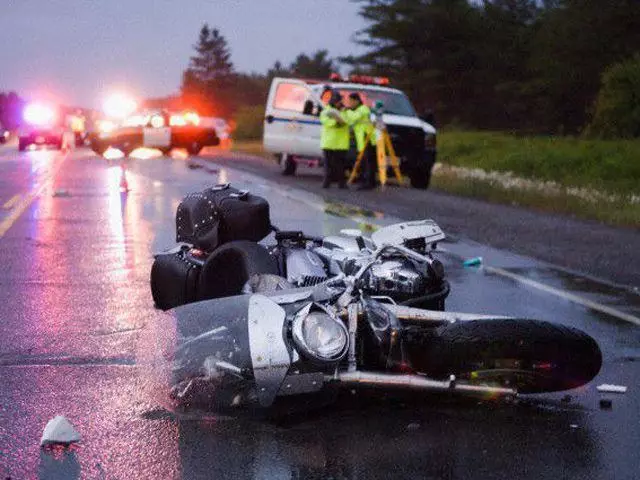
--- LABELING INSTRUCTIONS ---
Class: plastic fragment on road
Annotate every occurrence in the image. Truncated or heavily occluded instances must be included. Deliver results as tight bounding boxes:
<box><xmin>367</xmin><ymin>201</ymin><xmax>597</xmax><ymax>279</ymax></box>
<box><xmin>52</xmin><ymin>189</ymin><xmax>71</xmax><ymax>198</ymax></box>
<box><xmin>596</xmin><ymin>384</ymin><xmax>627</xmax><ymax>394</ymax></box>
<box><xmin>463</xmin><ymin>256</ymin><xmax>483</xmax><ymax>267</ymax></box>
<box><xmin>40</xmin><ymin>415</ymin><xmax>81</xmax><ymax>447</ymax></box>
<box><xmin>599</xmin><ymin>398</ymin><xmax>613</xmax><ymax>409</ymax></box>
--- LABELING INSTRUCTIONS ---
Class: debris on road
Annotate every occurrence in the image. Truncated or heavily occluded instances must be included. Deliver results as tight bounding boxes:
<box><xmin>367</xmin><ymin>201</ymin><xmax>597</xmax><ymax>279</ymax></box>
<box><xmin>40</xmin><ymin>415</ymin><xmax>81</xmax><ymax>447</ymax></box>
<box><xmin>52</xmin><ymin>189</ymin><xmax>71</xmax><ymax>198</ymax></box>
<box><xmin>463</xmin><ymin>256</ymin><xmax>483</xmax><ymax>267</ymax></box>
<box><xmin>600</xmin><ymin>399</ymin><xmax>613</xmax><ymax>410</ymax></box>
<box><xmin>597</xmin><ymin>384</ymin><xmax>628</xmax><ymax>394</ymax></box>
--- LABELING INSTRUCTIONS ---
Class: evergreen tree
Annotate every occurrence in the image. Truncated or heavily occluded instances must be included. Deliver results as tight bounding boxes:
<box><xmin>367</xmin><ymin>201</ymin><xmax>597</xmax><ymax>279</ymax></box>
<box><xmin>182</xmin><ymin>24</ymin><xmax>235</xmax><ymax>116</ymax></box>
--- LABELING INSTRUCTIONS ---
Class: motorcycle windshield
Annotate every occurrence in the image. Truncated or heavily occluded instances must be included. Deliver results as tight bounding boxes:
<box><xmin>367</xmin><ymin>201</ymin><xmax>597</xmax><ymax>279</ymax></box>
<box><xmin>142</xmin><ymin>294</ymin><xmax>292</xmax><ymax>412</ymax></box>
<box><xmin>142</xmin><ymin>296</ymin><xmax>256</xmax><ymax>412</ymax></box>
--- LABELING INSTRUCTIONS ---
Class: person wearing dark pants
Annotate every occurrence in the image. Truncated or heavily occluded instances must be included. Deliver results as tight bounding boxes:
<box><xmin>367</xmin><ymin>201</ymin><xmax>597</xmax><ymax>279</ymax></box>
<box><xmin>322</xmin><ymin>149</ymin><xmax>347</xmax><ymax>188</ymax></box>
<box><xmin>319</xmin><ymin>92</ymin><xmax>349</xmax><ymax>189</ymax></box>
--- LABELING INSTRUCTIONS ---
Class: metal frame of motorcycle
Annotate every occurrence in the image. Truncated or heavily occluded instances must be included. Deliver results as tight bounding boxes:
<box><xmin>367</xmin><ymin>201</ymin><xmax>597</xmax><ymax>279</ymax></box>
<box><xmin>321</xmin><ymin>246</ymin><xmax>519</xmax><ymax>400</ymax></box>
<box><xmin>347</xmin><ymin>109</ymin><xmax>405</xmax><ymax>188</ymax></box>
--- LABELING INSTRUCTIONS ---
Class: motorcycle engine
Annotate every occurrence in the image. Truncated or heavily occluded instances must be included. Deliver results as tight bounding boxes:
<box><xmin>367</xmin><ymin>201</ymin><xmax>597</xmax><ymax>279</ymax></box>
<box><xmin>364</xmin><ymin>259</ymin><xmax>426</xmax><ymax>297</ymax></box>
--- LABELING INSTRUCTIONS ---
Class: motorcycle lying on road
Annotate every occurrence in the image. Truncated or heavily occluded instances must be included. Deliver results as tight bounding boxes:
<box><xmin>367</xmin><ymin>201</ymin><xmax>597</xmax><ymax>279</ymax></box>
<box><xmin>149</xmin><ymin>184</ymin><xmax>602</xmax><ymax>413</ymax></box>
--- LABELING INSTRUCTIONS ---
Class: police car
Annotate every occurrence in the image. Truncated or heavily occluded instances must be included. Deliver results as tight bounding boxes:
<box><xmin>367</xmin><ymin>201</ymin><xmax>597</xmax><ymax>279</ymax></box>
<box><xmin>88</xmin><ymin>110</ymin><xmax>220</xmax><ymax>157</ymax></box>
<box><xmin>263</xmin><ymin>74</ymin><xmax>437</xmax><ymax>188</ymax></box>
<box><xmin>18</xmin><ymin>102</ymin><xmax>65</xmax><ymax>151</ymax></box>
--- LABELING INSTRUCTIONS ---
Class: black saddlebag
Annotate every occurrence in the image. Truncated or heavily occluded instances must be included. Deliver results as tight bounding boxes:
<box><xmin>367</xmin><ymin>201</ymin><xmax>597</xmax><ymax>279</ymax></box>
<box><xmin>150</xmin><ymin>247</ymin><xmax>206</xmax><ymax>311</ymax></box>
<box><xmin>175</xmin><ymin>184</ymin><xmax>271</xmax><ymax>252</ymax></box>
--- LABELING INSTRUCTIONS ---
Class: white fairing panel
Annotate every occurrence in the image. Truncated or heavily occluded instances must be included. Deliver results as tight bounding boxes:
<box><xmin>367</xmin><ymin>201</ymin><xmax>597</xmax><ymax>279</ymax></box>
<box><xmin>371</xmin><ymin>220</ymin><xmax>445</xmax><ymax>249</ymax></box>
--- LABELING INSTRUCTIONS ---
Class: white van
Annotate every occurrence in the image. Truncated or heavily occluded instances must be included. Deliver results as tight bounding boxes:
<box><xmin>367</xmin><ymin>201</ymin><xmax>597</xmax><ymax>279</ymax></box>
<box><xmin>263</xmin><ymin>75</ymin><xmax>437</xmax><ymax>188</ymax></box>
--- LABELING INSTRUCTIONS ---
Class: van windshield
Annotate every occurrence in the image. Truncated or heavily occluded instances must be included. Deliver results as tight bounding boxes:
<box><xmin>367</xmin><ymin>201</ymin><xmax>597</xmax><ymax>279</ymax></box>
<box><xmin>337</xmin><ymin>88</ymin><xmax>417</xmax><ymax>117</ymax></box>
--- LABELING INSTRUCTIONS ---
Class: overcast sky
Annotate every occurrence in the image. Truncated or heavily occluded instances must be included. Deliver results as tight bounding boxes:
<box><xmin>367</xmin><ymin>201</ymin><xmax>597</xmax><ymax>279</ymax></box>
<box><xmin>0</xmin><ymin>0</ymin><xmax>367</xmax><ymax>107</ymax></box>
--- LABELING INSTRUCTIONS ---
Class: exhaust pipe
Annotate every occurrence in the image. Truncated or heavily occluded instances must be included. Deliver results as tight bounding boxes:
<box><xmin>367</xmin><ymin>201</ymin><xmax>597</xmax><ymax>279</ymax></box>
<box><xmin>327</xmin><ymin>371</ymin><xmax>516</xmax><ymax>397</ymax></box>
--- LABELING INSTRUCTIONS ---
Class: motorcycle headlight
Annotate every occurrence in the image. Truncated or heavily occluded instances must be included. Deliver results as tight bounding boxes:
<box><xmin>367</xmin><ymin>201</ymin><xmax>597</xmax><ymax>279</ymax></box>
<box><xmin>292</xmin><ymin>309</ymin><xmax>348</xmax><ymax>363</ymax></box>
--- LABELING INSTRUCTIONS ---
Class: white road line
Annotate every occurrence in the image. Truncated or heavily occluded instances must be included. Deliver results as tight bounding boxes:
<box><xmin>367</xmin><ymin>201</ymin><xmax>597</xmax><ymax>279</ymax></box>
<box><xmin>485</xmin><ymin>266</ymin><xmax>640</xmax><ymax>326</ymax></box>
<box><xmin>2</xmin><ymin>194</ymin><xmax>21</xmax><ymax>210</ymax></box>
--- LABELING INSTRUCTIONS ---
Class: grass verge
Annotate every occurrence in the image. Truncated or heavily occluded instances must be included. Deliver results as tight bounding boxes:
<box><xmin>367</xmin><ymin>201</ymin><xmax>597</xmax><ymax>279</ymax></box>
<box><xmin>431</xmin><ymin>166</ymin><xmax>640</xmax><ymax>227</ymax></box>
<box><xmin>439</xmin><ymin>131</ymin><xmax>640</xmax><ymax>196</ymax></box>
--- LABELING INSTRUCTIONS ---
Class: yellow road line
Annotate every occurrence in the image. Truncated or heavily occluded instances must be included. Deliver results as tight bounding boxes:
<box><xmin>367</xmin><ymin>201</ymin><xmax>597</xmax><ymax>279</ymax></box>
<box><xmin>485</xmin><ymin>266</ymin><xmax>640</xmax><ymax>326</ymax></box>
<box><xmin>0</xmin><ymin>152</ymin><xmax>69</xmax><ymax>239</ymax></box>
<box><xmin>2</xmin><ymin>194</ymin><xmax>21</xmax><ymax>210</ymax></box>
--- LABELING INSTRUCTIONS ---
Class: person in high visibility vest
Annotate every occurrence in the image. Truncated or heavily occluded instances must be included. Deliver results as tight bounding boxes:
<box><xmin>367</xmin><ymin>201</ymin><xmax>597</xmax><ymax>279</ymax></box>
<box><xmin>319</xmin><ymin>91</ymin><xmax>349</xmax><ymax>189</ymax></box>
<box><xmin>344</xmin><ymin>92</ymin><xmax>376</xmax><ymax>190</ymax></box>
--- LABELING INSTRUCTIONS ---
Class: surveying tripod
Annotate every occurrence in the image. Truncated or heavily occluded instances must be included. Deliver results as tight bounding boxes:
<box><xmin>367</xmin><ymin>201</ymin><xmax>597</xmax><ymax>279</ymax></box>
<box><xmin>348</xmin><ymin>105</ymin><xmax>404</xmax><ymax>187</ymax></box>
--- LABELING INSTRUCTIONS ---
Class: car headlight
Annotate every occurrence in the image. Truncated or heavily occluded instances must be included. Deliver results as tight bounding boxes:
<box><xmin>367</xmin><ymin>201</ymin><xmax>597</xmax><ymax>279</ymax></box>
<box><xmin>292</xmin><ymin>307</ymin><xmax>348</xmax><ymax>363</ymax></box>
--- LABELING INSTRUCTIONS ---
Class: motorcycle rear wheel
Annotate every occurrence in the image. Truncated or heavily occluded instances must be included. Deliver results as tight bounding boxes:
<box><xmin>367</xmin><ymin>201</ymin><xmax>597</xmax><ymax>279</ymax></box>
<box><xmin>410</xmin><ymin>319</ymin><xmax>602</xmax><ymax>394</ymax></box>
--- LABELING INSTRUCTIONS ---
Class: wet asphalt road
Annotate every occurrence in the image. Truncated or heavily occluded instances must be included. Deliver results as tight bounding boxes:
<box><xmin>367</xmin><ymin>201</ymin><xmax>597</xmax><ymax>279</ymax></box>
<box><xmin>0</xmin><ymin>145</ymin><xmax>639</xmax><ymax>480</ymax></box>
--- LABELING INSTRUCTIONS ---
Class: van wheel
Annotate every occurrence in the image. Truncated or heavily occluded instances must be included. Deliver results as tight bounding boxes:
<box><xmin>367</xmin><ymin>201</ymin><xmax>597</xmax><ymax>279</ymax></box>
<box><xmin>280</xmin><ymin>154</ymin><xmax>296</xmax><ymax>176</ymax></box>
<box><xmin>18</xmin><ymin>139</ymin><xmax>28</xmax><ymax>152</ymax></box>
<box><xmin>187</xmin><ymin>142</ymin><xmax>202</xmax><ymax>156</ymax></box>
<box><xmin>409</xmin><ymin>165</ymin><xmax>431</xmax><ymax>189</ymax></box>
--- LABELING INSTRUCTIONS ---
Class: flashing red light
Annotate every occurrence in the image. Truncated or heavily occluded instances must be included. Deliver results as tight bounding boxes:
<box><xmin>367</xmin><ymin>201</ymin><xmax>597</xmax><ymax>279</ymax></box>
<box><xmin>348</xmin><ymin>75</ymin><xmax>390</xmax><ymax>86</ymax></box>
<box><xmin>329</xmin><ymin>73</ymin><xmax>391</xmax><ymax>86</ymax></box>
<box><xmin>24</xmin><ymin>103</ymin><xmax>57</xmax><ymax>126</ymax></box>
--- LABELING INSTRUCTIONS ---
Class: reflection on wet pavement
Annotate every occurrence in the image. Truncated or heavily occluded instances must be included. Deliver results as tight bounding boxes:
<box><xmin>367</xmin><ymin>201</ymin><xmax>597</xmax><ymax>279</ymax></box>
<box><xmin>0</xmin><ymin>148</ymin><xmax>638</xmax><ymax>479</ymax></box>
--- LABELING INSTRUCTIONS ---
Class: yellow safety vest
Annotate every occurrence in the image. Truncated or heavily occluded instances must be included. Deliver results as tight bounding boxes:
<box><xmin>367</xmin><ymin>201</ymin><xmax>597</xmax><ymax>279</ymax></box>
<box><xmin>319</xmin><ymin>106</ymin><xmax>350</xmax><ymax>151</ymax></box>
<box><xmin>344</xmin><ymin>104</ymin><xmax>375</xmax><ymax>152</ymax></box>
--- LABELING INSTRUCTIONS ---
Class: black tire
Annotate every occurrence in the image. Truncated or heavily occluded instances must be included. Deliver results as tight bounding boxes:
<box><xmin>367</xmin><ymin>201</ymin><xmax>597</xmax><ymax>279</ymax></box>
<box><xmin>90</xmin><ymin>139</ymin><xmax>108</xmax><ymax>156</ymax></box>
<box><xmin>18</xmin><ymin>139</ymin><xmax>28</xmax><ymax>152</ymax></box>
<box><xmin>409</xmin><ymin>165</ymin><xmax>431</xmax><ymax>189</ymax></box>
<box><xmin>410</xmin><ymin>319</ymin><xmax>602</xmax><ymax>393</ymax></box>
<box><xmin>280</xmin><ymin>154</ymin><xmax>296</xmax><ymax>176</ymax></box>
<box><xmin>187</xmin><ymin>142</ymin><xmax>202</xmax><ymax>156</ymax></box>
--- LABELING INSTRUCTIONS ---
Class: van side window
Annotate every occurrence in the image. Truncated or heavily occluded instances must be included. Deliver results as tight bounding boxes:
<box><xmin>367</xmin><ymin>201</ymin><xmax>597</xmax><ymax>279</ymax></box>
<box><xmin>274</xmin><ymin>83</ymin><xmax>308</xmax><ymax>112</ymax></box>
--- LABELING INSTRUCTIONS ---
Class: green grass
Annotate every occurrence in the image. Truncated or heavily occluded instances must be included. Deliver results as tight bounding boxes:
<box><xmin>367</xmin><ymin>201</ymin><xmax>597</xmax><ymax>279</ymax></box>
<box><xmin>431</xmin><ymin>169</ymin><xmax>640</xmax><ymax>227</ymax></box>
<box><xmin>439</xmin><ymin>130</ymin><xmax>640</xmax><ymax>196</ymax></box>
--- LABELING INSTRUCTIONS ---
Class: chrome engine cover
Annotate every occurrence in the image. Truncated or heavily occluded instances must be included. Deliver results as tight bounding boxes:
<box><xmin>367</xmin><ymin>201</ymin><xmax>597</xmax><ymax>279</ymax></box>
<box><xmin>365</xmin><ymin>259</ymin><xmax>425</xmax><ymax>296</ymax></box>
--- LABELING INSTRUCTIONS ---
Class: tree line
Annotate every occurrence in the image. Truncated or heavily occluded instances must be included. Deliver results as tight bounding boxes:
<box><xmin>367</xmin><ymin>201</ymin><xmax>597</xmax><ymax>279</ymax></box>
<box><xmin>344</xmin><ymin>0</ymin><xmax>640</xmax><ymax>136</ymax></box>
<box><xmin>181</xmin><ymin>1</ymin><xmax>640</xmax><ymax>138</ymax></box>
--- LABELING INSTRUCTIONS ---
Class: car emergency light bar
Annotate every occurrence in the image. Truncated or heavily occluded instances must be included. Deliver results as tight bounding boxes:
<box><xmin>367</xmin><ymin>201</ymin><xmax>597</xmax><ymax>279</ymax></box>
<box><xmin>329</xmin><ymin>73</ymin><xmax>391</xmax><ymax>86</ymax></box>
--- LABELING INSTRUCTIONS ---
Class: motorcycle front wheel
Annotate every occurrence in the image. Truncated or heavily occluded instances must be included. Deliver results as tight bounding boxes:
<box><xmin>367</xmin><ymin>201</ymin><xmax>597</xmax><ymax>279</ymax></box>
<box><xmin>407</xmin><ymin>319</ymin><xmax>602</xmax><ymax>394</ymax></box>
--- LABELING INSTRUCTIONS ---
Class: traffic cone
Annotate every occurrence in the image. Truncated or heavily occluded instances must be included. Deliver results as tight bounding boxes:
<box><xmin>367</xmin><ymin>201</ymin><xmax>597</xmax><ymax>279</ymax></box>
<box><xmin>119</xmin><ymin>165</ymin><xmax>129</xmax><ymax>193</ymax></box>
